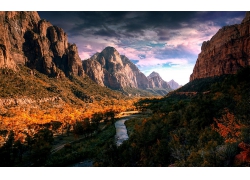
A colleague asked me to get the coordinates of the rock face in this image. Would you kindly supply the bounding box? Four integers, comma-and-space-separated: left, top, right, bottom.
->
147, 71, 171, 89
0, 11, 84, 77
168, 79, 181, 90
83, 47, 174, 92
190, 12, 250, 81
0, 96, 62, 107
82, 46, 150, 90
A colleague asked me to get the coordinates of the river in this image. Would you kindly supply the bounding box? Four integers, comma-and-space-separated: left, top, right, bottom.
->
115, 117, 130, 146
115, 113, 139, 146
69, 112, 139, 166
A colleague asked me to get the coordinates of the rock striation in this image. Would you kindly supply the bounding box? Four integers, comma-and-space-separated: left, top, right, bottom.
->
147, 71, 171, 89
190, 12, 250, 81
0, 11, 84, 77
82, 46, 150, 90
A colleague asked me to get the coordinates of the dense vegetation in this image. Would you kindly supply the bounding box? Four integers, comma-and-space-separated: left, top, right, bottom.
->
0, 65, 140, 166
95, 66, 250, 167
1, 64, 249, 167
0, 108, 120, 166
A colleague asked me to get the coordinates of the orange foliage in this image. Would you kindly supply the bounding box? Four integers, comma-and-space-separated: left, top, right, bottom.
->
212, 109, 241, 143
0, 98, 137, 143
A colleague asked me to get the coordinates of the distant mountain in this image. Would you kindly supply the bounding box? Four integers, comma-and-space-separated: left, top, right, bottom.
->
168, 79, 181, 90
147, 71, 171, 89
190, 12, 250, 81
82, 46, 149, 90
83, 47, 173, 96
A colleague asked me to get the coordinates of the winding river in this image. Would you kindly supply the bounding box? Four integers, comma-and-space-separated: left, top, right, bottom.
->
115, 117, 130, 146
70, 112, 139, 166
115, 112, 139, 146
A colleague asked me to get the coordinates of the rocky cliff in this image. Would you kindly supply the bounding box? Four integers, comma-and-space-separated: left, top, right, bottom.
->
82, 46, 150, 90
168, 79, 181, 90
147, 71, 171, 89
0, 11, 83, 77
190, 12, 250, 81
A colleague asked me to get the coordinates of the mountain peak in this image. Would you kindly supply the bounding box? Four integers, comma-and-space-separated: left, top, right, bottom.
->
102, 46, 118, 53
147, 71, 171, 89
83, 46, 150, 90
168, 79, 180, 90
148, 71, 160, 78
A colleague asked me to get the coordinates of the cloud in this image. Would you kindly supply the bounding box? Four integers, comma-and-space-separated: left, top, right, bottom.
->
93, 25, 120, 37
38, 11, 247, 84
131, 60, 139, 64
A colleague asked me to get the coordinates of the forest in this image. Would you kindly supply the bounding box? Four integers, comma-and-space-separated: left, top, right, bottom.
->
0, 66, 138, 166
0, 66, 249, 167
95, 66, 250, 167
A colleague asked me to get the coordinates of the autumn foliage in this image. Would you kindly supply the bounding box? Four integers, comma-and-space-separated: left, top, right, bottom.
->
0, 98, 137, 147
212, 109, 241, 143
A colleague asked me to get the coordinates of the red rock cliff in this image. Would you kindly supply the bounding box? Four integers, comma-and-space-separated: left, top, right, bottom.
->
0, 11, 84, 77
190, 12, 250, 81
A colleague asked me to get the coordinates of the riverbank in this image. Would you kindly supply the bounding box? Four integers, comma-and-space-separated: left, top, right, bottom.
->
46, 111, 146, 167
115, 113, 144, 146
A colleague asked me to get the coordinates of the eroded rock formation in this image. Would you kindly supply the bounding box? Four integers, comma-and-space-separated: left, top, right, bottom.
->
0, 11, 84, 77
190, 12, 250, 81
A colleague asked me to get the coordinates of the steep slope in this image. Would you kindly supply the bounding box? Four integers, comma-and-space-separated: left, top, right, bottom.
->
0, 11, 129, 107
82, 46, 150, 90
190, 12, 250, 81
0, 66, 124, 107
120, 55, 149, 89
0, 11, 83, 77
168, 79, 181, 90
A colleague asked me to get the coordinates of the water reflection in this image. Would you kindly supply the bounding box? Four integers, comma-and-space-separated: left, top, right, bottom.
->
115, 118, 129, 146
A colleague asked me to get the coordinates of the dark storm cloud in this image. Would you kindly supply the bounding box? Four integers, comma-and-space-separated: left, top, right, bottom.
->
38, 11, 246, 40
93, 25, 120, 37
194, 11, 246, 26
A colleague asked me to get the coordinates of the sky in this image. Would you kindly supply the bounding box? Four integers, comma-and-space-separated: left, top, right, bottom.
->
37, 11, 247, 85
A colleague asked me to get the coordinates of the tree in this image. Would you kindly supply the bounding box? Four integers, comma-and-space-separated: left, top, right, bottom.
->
91, 112, 103, 132
104, 110, 115, 124
29, 128, 54, 166
0, 130, 15, 166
